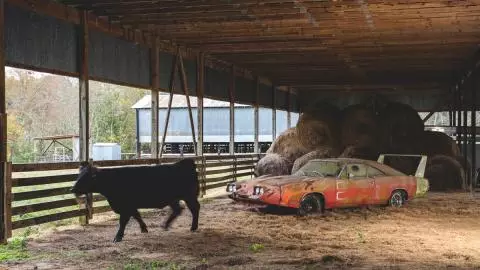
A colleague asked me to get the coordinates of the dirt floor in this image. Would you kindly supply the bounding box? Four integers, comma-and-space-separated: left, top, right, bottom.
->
2, 192, 480, 270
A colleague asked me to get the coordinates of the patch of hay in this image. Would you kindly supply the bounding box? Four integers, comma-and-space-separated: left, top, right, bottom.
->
254, 153, 290, 177
425, 155, 464, 191
266, 127, 309, 169
419, 131, 461, 157
340, 104, 379, 151
291, 147, 339, 174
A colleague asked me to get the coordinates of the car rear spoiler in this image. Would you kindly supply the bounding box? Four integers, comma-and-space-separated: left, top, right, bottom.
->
377, 154, 428, 178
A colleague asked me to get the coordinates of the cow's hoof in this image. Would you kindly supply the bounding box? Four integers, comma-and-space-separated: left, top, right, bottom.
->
141, 227, 148, 233
190, 227, 198, 232
162, 224, 169, 231
113, 236, 123, 243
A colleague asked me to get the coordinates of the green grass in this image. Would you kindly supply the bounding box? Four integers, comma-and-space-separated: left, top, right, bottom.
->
0, 227, 36, 262
117, 259, 184, 270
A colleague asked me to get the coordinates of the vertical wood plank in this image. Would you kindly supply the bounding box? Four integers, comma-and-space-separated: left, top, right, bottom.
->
151, 37, 160, 159
0, 0, 5, 244
196, 53, 204, 157
4, 162, 11, 239
178, 53, 197, 156
78, 11, 91, 225
79, 11, 89, 162
254, 77, 259, 153
229, 66, 235, 155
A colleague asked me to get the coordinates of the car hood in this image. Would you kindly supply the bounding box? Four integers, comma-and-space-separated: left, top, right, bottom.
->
245, 174, 322, 187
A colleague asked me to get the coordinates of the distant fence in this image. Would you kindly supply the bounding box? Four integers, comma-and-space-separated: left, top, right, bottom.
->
1, 154, 262, 243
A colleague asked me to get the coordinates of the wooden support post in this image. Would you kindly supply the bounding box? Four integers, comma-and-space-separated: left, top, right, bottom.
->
457, 86, 462, 147
229, 66, 235, 155
150, 38, 160, 159
471, 71, 477, 193
196, 53, 204, 157
254, 77, 259, 153
159, 48, 179, 160
4, 162, 11, 239
0, 0, 6, 244
78, 11, 92, 224
463, 84, 469, 190
178, 53, 197, 156
287, 87, 292, 128
272, 85, 277, 140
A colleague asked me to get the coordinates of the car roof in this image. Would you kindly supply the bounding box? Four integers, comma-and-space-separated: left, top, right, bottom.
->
307, 158, 405, 176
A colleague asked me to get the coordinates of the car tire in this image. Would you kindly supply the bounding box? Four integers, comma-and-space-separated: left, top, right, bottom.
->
297, 194, 322, 216
389, 190, 405, 208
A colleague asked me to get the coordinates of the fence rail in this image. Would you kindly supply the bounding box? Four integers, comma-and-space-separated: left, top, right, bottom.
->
1, 154, 262, 242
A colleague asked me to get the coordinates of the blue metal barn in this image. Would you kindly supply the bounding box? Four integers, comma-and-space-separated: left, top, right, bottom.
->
132, 94, 298, 154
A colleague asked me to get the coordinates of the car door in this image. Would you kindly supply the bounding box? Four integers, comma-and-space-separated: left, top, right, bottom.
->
366, 165, 388, 204
335, 163, 374, 207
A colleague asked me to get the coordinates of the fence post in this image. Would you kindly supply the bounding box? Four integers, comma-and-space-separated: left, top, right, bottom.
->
233, 155, 237, 182
4, 162, 11, 239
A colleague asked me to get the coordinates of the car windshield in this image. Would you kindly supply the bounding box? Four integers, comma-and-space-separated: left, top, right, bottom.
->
293, 160, 344, 178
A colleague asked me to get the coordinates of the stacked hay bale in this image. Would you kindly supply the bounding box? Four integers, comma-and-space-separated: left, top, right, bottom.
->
338, 104, 380, 161
419, 131, 466, 191
291, 148, 339, 174
256, 102, 341, 176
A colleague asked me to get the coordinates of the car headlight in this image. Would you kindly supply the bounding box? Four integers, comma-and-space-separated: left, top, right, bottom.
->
253, 186, 264, 196
226, 183, 237, 193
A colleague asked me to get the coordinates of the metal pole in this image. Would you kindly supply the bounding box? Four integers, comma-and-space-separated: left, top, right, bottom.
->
287, 87, 292, 128
254, 77, 259, 153
159, 49, 179, 160
178, 53, 197, 156
471, 71, 477, 193
272, 85, 277, 140
463, 84, 469, 190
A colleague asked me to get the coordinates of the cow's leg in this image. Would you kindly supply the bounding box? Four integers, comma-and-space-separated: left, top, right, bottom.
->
163, 200, 183, 230
132, 210, 148, 233
114, 213, 131, 243
185, 198, 200, 232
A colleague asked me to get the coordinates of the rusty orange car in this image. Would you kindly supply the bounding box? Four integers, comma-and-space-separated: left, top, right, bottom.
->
226, 155, 429, 215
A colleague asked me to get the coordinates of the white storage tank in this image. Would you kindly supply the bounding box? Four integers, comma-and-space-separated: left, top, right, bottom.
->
92, 143, 121, 161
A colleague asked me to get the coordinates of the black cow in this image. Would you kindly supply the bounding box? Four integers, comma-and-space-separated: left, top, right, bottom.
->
71, 158, 200, 242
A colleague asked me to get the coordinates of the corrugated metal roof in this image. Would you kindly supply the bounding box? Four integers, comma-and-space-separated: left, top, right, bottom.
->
132, 94, 250, 109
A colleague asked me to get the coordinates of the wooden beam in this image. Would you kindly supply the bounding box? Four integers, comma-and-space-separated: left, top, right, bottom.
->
196, 52, 205, 156
0, 0, 5, 244
254, 76, 259, 153
159, 48, 179, 160
79, 10, 89, 162
150, 37, 160, 159
229, 65, 235, 155
178, 52, 197, 156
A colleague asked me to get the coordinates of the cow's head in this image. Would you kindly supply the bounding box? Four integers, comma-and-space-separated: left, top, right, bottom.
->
71, 161, 97, 196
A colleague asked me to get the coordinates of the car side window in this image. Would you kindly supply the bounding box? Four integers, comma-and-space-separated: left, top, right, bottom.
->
346, 163, 367, 179
367, 166, 385, 178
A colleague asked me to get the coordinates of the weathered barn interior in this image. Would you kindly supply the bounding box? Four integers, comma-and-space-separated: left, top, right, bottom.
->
0, 0, 480, 268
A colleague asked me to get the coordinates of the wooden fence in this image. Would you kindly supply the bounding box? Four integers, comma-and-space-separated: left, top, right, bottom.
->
1, 154, 262, 243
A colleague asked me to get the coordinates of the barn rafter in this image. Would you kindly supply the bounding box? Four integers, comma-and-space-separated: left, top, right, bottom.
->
52, 0, 480, 94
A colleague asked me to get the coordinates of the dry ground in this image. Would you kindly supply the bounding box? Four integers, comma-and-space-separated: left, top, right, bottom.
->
2, 192, 480, 270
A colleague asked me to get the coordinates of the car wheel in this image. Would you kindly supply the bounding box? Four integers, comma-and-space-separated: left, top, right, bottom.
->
297, 194, 322, 216
389, 190, 405, 208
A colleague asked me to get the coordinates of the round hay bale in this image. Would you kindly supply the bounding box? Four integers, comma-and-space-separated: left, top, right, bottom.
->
339, 104, 379, 152
425, 155, 464, 191
254, 153, 290, 177
296, 104, 340, 151
377, 101, 424, 153
291, 147, 340, 174
338, 145, 380, 161
266, 127, 309, 170
451, 155, 471, 189
419, 131, 461, 157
